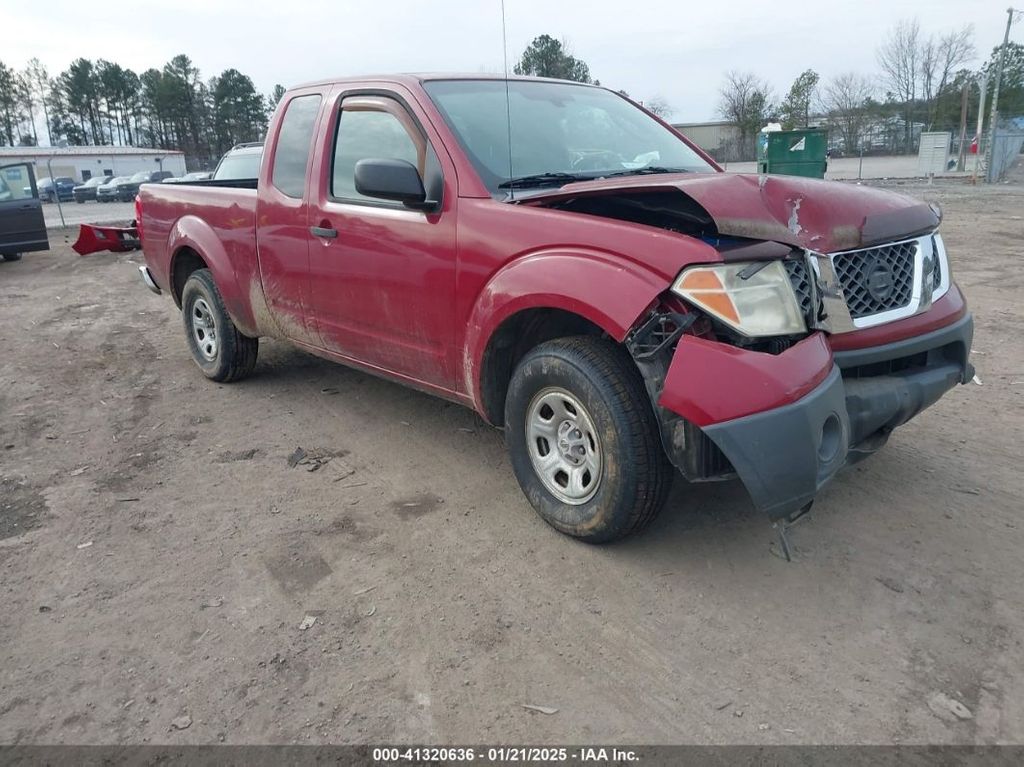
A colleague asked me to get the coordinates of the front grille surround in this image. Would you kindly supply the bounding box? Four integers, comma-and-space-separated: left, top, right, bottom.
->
782, 233, 951, 333
831, 240, 918, 319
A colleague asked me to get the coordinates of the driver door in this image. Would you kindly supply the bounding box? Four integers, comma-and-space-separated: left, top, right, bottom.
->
305, 90, 458, 389
0, 163, 48, 256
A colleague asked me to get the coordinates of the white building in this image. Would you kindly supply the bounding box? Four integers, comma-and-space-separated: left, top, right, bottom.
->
0, 146, 187, 183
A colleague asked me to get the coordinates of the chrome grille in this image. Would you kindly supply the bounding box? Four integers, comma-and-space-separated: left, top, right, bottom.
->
831, 240, 917, 319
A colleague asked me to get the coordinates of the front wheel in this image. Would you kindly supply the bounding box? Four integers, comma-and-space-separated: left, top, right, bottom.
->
2, 253, 22, 262
180, 268, 258, 382
504, 336, 672, 543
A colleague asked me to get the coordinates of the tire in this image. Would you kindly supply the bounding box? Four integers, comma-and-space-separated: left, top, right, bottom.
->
2, 253, 22, 262
504, 336, 672, 543
180, 268, 258, 382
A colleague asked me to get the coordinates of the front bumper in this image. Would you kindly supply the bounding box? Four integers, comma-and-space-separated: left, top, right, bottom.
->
661, 312, 973, 520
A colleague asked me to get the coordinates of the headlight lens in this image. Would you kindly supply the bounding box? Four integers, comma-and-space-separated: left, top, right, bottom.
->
671, 260, 807, 337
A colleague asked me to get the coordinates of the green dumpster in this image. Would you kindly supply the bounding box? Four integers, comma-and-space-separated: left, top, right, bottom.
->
757, 128, 828, 178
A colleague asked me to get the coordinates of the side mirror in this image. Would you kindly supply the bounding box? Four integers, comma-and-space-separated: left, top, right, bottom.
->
354, 158, 435, 210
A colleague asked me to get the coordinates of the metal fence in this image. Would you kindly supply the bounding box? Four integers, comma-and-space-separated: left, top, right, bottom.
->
988, 129, 1024, 182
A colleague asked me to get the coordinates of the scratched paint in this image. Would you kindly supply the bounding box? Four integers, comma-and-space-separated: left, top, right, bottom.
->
787, 197, 804, 236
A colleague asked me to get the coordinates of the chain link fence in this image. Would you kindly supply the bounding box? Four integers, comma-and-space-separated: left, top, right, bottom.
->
987, 129, 1024, 182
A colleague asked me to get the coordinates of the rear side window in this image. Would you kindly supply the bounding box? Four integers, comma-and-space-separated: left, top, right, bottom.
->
271, 94, 322, 198
331, 100, 423, 202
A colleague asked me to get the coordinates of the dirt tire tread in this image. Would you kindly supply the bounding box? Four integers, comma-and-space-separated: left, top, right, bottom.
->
181, 268, 258, 383
505, 335, 671, 542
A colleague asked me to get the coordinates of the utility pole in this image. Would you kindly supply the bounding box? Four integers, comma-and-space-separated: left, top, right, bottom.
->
957, 83, 969, 171
985, 7, 1017, 182
972, 76, 987, 184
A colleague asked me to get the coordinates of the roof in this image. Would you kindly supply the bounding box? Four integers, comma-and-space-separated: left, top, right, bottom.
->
290, 72, 603, 90
223, 144, 263, 155
0, 145, 185, 157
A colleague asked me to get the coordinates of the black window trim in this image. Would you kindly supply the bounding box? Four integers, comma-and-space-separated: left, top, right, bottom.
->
326, 87, 444, 211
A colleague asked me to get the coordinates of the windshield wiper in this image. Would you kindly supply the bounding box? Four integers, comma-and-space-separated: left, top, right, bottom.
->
498, 172, 584, 189
600, 166, 690, 178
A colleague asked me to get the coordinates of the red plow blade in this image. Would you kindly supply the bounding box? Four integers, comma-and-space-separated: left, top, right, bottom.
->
72, 223, 141, 256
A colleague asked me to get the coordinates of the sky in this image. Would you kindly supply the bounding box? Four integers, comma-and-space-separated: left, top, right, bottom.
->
4, 0, 1021, 128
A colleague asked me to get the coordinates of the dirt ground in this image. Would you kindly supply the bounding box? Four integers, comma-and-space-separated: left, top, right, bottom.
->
1, 177, 1023, 746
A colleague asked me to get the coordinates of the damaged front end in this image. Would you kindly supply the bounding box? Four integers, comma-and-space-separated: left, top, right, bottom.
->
625, 307, 739, 485
536, 173, 972, 534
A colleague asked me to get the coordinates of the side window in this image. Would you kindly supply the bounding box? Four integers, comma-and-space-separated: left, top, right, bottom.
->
271, 94, 322, 198
332, 99, 424, 203
0, 164, 37, 202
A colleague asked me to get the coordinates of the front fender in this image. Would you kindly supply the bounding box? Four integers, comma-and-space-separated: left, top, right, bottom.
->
462, 249, 667, 408
166, 216, 259, 337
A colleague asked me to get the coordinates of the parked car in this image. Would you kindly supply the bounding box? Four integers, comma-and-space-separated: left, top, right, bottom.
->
73, 175, 113, 203
112, 170, 174, 201
30, 176, 76, 203
1, 161, 48, 260
162, 171, 212, 183
212, 142, 263, 180
96, 176, 130, 202
77, 75, 974, 544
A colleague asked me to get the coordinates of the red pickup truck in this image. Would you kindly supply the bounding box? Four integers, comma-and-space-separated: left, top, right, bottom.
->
83, 74, 973, 544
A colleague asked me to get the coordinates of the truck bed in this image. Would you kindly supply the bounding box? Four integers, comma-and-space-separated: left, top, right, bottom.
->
137, 182, 262, 334
162, 178, 259, 190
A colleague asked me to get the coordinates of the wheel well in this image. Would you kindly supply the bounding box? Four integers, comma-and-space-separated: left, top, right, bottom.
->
479, 308, 606, 426
170, 247, 208, 307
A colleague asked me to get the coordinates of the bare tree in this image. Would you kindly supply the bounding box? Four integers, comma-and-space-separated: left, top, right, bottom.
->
643, 96, 673, 119
921, 26, 975, 128
877, 18, 921, 150
820, 73, 875, 153
24, 59, 51, 143
718, 71, 775, 160
15, 73, 37, 144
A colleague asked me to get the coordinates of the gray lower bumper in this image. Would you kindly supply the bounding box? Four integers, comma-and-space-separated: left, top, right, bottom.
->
704, 366, 850, 520
703, 313, 973, 520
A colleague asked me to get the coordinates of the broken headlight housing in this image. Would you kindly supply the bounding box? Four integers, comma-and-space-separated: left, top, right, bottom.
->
671, 260, 807, 338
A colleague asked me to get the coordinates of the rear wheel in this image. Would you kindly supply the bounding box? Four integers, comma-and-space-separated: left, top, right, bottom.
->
180, 268, 258, 382
2, 253, 22, 262
504, 336, 672, 542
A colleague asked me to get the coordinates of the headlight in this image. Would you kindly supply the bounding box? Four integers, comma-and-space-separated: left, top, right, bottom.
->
671, 260, 806, 337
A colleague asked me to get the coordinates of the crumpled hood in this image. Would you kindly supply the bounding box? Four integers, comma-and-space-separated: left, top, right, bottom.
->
525, 172, 939, 253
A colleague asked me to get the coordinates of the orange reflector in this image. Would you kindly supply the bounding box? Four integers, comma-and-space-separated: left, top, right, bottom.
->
678, 270, 723, 291
677, 269, 741, 325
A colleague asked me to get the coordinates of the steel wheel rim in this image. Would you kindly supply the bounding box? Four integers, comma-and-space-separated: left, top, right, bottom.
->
191, 297, 218, 361
526, 387, 603, 505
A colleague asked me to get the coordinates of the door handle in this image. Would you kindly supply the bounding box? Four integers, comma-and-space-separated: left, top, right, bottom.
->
309, 225, 338, 239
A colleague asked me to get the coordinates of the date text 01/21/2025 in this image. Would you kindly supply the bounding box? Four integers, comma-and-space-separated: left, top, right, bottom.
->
372, 746, 640, 762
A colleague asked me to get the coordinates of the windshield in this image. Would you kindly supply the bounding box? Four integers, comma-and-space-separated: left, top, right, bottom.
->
129, 172, 151, 182
214, 150, 262, 180
423, 79, 714, 195
106, 177, 128, 185
84, 176, 106, 187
